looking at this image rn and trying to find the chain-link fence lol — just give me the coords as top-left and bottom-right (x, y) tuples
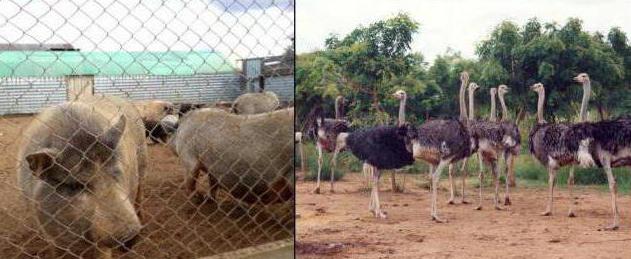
(0, 0), (294, 257)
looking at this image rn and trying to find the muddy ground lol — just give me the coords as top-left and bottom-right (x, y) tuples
(0, 115), (292, 258)
(297, 173), (631, 259)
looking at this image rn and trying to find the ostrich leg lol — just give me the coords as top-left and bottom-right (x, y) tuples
(474, 161), (485, 210)
(503, 152), (512, 206)
(602, 161), (620, 230)
(329, 146), (341, 193)
(491, 160), (503, 210)
(541, 167), (557, 216)
(370, 166), (386, 219)
(567, 167), (576, 217)
(447, 164), (455, 204)
(431, 160), (450, 223)
(313, 143), (324, 194)
(459, 158), (469, 204)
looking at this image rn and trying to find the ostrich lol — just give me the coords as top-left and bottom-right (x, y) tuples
(446, 71), (474, 204)
(562, 73), (629, 230)
(328, 90), (413, 218)
(469, 83), (520, 210)
(312, 95), (349, 194)
(528, 76), (590, 218)
(389, 90), (409, 192)
(405, 118), (472, 222)
(496, 84), (521, 204)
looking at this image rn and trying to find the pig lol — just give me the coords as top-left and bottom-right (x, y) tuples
(134, 100), (175, 143)
(17, 95), (147, 258)
(172, 107), (293, 205)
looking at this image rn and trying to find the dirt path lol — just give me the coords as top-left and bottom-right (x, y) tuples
(297, 173), (630, 258)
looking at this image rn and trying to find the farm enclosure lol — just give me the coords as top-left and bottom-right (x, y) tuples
(0, 0), (294, 257)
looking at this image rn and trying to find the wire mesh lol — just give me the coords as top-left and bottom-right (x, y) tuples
(0, 0), (294, 258)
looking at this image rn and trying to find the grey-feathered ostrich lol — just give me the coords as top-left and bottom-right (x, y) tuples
(312, 95), (349, 194)
(562, 73), (629, 230)
(528, 75), (591, 218)
(405, 118), (473, 222)
(446, 71), (475, 204)
(468, 82), (521, 210)
(329, 91), (414, 218)
(496, 85), (521, 203)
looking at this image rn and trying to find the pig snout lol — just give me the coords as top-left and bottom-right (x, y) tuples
(97, 224), (141, 252)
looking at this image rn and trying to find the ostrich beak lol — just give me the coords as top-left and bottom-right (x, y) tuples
(573, 76), (581, 82)
(529, 85), (537, 91)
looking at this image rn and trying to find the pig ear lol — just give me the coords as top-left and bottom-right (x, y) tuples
(94, 115), (126, 160)
(25, 148), (59, 173)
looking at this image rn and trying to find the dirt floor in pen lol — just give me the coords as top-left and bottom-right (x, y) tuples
(0, 115), (293, 258)
(296, 173), (631, 259)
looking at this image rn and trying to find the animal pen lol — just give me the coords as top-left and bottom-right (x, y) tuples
(0, 0), (294, 258)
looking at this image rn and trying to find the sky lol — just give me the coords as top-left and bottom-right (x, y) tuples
(297, 0), (631, 63)
(0, 0), (294, 64)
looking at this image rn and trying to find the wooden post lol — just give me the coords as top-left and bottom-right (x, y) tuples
(65, 75), (95, 101)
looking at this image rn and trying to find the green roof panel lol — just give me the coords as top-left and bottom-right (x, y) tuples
(0, 51), (235, 77)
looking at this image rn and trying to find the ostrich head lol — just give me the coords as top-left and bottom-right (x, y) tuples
(468, 82), (480, 92)
(490, 87), (497, 96)
(530, 83), (544, 93)
(460, 71), (469, 83)
(573, 73), (590, 83)
(498, 84), (509, 96)
(392, 89), (407, 100)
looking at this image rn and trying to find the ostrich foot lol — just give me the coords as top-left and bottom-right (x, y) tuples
(447, 198), (455, 205)
(460, 199), (470, 204)
(598, 224), (619, 231)
(431, 215), (447, 223)
(540, 210), (552, 216)
(374, 210), (387, 219)
(504, 197), (512, 206)
(568, 211), (576, 218)
(474, 205), (482, 210)
(494, 205), (504, 211)
(329, 188), (335, 194)
(312, 187), (321, 194)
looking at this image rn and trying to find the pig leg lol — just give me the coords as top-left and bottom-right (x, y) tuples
(184, 162), (204, 204)
(135, 183), (144, 222)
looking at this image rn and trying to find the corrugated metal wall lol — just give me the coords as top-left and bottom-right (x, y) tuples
(94, 73), (243, 103)
(0, 73), (294, 116)
(265, 76), (293, 102)
(0, 77), (66, 115)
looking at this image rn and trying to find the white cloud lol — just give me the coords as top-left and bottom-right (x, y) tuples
(0, 0), (294, 63)
(297, 0), (631, 63)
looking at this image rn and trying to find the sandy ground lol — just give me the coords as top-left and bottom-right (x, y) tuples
(297, 173), (631, 259)
(0, 115), (293, 258)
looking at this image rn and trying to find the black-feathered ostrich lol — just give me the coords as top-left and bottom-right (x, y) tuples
(528, 75), (591, 218)
(468, 82), (521, 210)
(329, 91), (414, 218)
(562, 73), (630, 230)
(312, 96), (349, 194)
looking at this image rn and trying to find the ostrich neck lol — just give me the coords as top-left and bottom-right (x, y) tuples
(398, 97), (406, 126)
(468, 88), (475, 121)
(490, 92), (497, 122)
(459, 79), (468, 121)
(537, 89), (545, 123)
(579, 80), (591, 122)
(335, 98), (340, 120)
(499, 94), (508, 122)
